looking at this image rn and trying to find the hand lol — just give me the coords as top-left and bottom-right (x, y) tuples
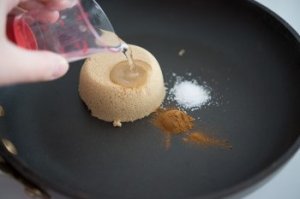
(0, 0), (75, 86)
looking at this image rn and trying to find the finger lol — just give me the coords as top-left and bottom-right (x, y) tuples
(5, 0), (20, 12)
(0, 0), (20, 23)
(29, 9), (59, 23)
(45, 0), (77, 10)
(0, 42), (69, 86)
(19, 1), (59, 23)
(0, 0), (19, 36)
(19, 1), (44, 11)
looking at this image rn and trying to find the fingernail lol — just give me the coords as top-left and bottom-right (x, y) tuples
(66, 0), (78, 8)
(52, 58), (69, 79)
(48, 0), (77, 9)
(57, 0), (72, 7)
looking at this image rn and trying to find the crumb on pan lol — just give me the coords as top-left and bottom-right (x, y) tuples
(178, 49), (186, 56)
(113, 120), (122, 127)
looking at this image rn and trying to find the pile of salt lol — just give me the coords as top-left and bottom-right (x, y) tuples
(169, 79), (211, 110)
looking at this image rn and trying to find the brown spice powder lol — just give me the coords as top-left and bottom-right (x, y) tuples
(153, 108), (194, 134)
(153, 108), (195, 149)
(183, 132), (232, 149)
(0, 105), (4, 117)
(152, 107), (232, 149)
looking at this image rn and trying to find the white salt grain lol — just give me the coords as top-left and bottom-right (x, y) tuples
(169, 80), (211, 110)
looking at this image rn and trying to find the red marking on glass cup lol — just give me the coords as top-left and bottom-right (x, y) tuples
(6, 16), (38, 50)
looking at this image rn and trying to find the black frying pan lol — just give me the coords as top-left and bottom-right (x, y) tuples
(0, 0), (300, 198)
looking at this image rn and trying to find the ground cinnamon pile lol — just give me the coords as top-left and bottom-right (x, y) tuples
(0, 105), (4, 117)
(152, 107), (231, 149)
(153, 108), (194, 134)
(183, 132), (232, 149)
(153, 108), (194, 149)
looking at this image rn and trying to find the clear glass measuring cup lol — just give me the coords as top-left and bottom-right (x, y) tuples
(6, 0), (125, 62)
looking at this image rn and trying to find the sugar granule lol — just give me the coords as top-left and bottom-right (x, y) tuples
(169, 80), (211, 110)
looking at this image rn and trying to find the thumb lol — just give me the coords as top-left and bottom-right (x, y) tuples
(0, 42), (69, 86)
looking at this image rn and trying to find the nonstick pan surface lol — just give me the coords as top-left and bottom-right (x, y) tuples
(0, 0), (300, 198)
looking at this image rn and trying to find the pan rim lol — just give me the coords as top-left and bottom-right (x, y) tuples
(200, 0), (300, 198)
(0, 0), (300, 198)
